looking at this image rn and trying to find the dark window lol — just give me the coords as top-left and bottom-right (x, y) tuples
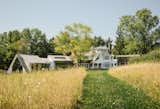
(54, 57), (66, 59)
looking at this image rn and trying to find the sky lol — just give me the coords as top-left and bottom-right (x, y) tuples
(0, 0), (160, 40)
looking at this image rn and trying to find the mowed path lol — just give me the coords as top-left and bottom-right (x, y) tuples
(78, 70), (159, 109)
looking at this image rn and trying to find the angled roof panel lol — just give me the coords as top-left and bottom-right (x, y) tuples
(19, 54), (50, 64)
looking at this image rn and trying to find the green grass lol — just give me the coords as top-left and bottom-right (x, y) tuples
(78, 70), (160, 109)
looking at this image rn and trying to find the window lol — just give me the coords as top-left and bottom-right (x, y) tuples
(54, 57), (66, 59)
(104, 56), (109, 60)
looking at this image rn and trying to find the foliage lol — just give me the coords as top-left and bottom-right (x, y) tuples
(105, 37), (113, 54)
(113, 35), (125, 55)
(78, 70), (159, 109)
(109, 63), (160, 102)
(129, 48), (160, 63)
(92, 36), (105, 47)
(0, 28), (49, 70)
(0, 30), (27, 69)
(0, 68), (86, 109)
(54, 23), (93, 63)
(48, 37), (55, 54)
(114, 8), (160, 55)
(22, 28), (49, 57)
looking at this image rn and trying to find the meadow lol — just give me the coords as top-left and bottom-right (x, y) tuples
(1, 63), (160, 109)
(0, 68), (86, 109)
(109, 63), (160, 102)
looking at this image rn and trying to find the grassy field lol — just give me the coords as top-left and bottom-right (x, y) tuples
(79, 70), (160, 109)
(109, 63), (160, 101)
(1, 64), (160, 109)
(0, 68), (86, 109)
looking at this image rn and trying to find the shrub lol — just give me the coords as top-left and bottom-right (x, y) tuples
(129, 48), (160, 63)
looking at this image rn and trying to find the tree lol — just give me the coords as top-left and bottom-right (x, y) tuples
(92, 36), (105, 47)
(105, 37), (113, 54)
(114, 8), (159, 55)
(54, 32), (72, 55)
(22, 28), (49, 57)
(0, 28), (51, 70)
(54, 23), (93, 63)
(152, 26), (160, 43)
(48, 37), (55, 54)
(0, 30), (26, 69)
(113, 35), (125, 55)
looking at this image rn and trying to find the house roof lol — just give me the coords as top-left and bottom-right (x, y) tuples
(19, 54), (50, 64)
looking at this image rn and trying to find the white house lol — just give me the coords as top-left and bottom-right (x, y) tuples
(91, 46), (117, 69)
(81, 46), (117, 69)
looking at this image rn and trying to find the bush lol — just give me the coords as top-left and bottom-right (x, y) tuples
(129, 48), (160, 63)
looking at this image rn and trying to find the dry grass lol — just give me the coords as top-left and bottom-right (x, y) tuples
(0, 68), (86, 109)
(109, 63), (160, 101)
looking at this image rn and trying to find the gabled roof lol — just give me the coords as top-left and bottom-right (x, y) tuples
(19, 54), (50, 64)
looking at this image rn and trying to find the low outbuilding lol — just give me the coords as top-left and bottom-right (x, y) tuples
(7, 54), (72, 74)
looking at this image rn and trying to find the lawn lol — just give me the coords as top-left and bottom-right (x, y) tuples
(78, 70), (160, 109)
(0, 68), (86, 109)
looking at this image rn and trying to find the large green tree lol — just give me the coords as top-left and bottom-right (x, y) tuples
(22, 28), (49, 57)
(114, 8), (159, 55)
(0, 30), (26, 69)
(54, 23), (93, 63)
(92, 36), (105, 47)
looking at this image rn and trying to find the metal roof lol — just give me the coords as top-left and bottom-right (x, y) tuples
(20, 54), (50, 64)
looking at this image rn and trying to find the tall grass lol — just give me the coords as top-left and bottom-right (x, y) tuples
(109, 63), (160, 101)
(0, 68), (86, 109)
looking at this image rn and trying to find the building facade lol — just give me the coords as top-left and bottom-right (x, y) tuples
(80, 46), (117, 69)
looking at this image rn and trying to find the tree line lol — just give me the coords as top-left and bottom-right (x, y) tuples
(0, 8), (160, 70)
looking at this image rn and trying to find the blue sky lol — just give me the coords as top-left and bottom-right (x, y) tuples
(0, 0), (160, 40)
